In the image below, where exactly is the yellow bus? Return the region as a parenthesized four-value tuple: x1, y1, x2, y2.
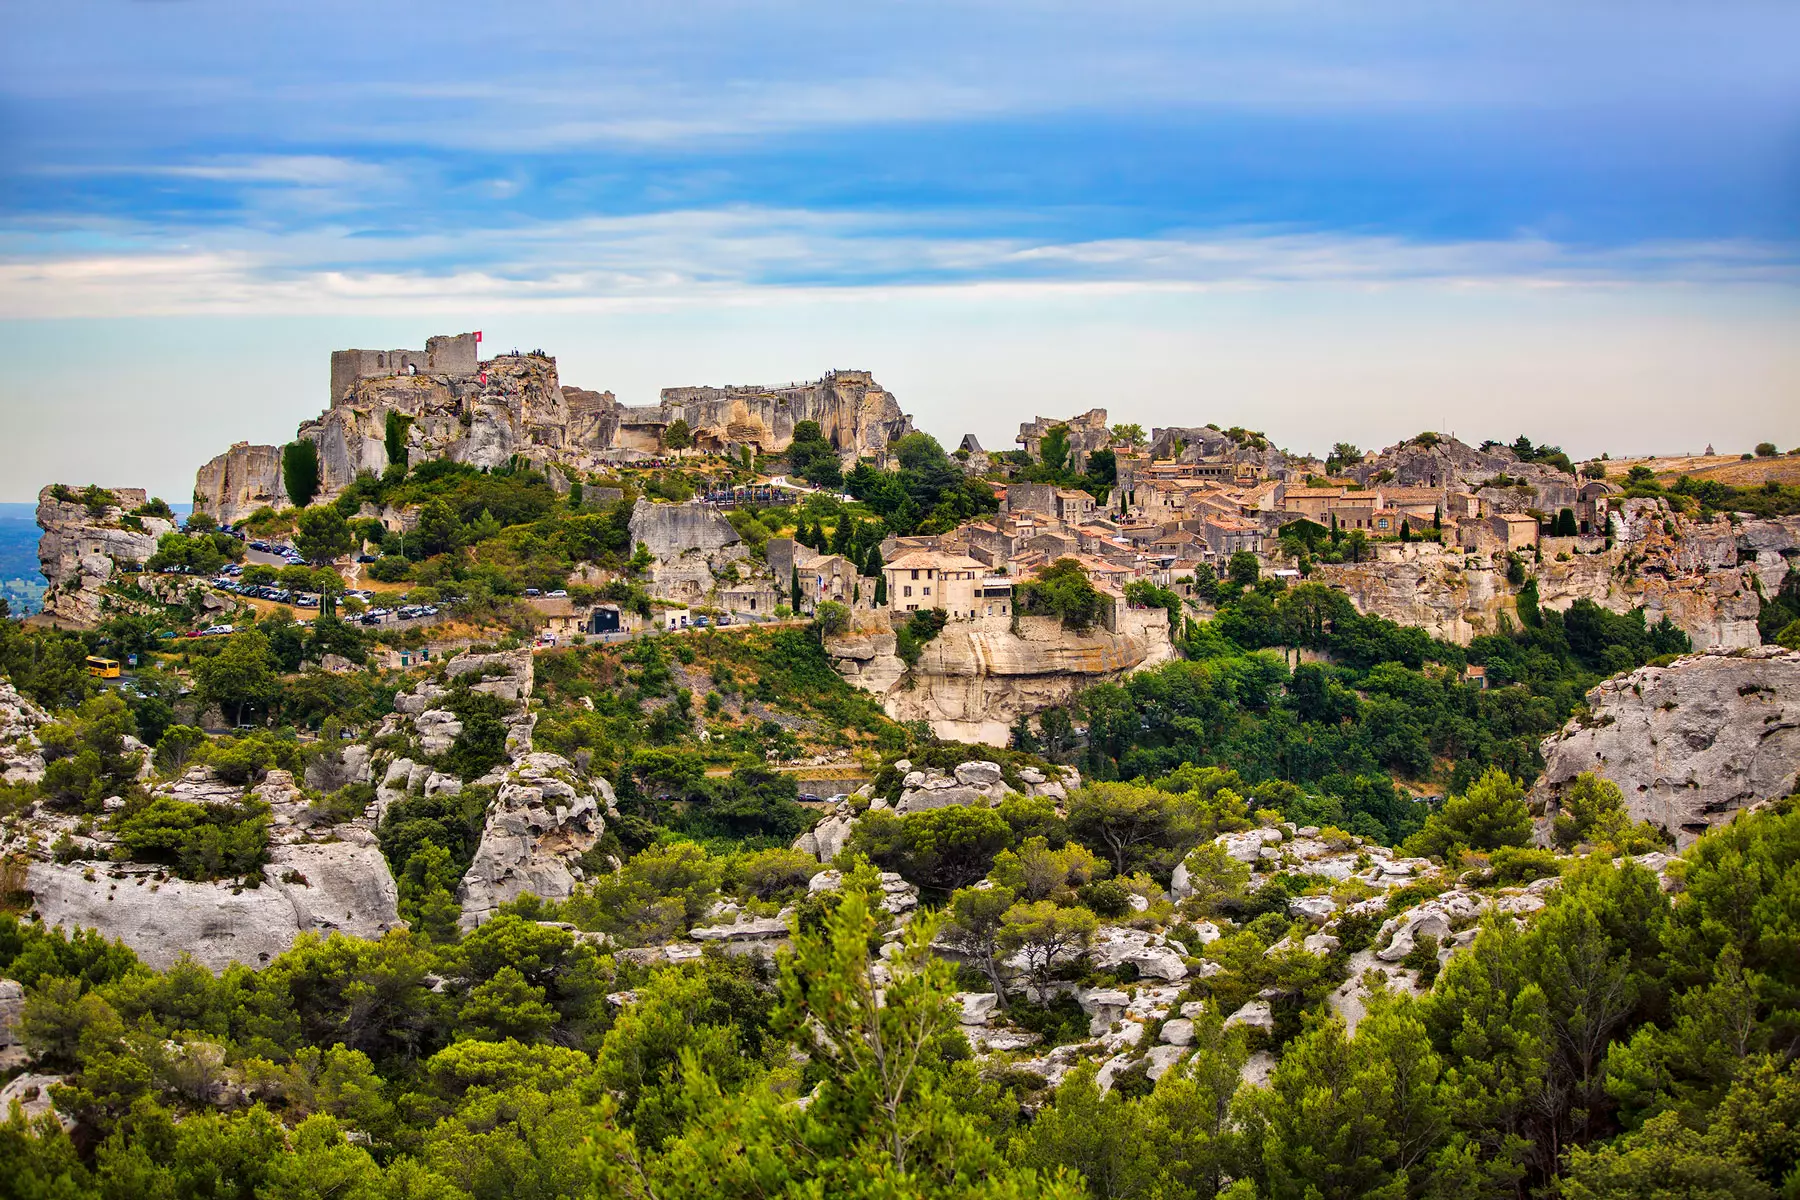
(85, 656, 121, 679)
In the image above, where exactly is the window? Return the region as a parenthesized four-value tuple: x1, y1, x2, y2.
(923, 587, 931, 596)
(903, 586, 912, 597)
(911, 569, 920, 580)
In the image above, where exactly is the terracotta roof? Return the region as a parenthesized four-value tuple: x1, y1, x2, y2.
(884, 550, 985, 572)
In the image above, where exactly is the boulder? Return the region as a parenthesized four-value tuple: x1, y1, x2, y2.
(1532, 648, 1800, 846)
(1145, 1044, 1188, 1081)
(0, 1073, 72, 1132)
(954, 761, 1004, 787)
(955, 992, 1000, 1027)
(304, 744, 372, 792)
(793, 808, 858, 862)
(1089, 925, 1188, 981)
(690, 914, 790, 942)
(1223, 1000, 1274, 1033)
(0, 680, 49, 785)
(1160, 1017, 1195, 1046)
(1288, 895, 1337, 924)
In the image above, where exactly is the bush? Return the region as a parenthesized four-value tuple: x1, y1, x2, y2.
(110, 796, 271, 880)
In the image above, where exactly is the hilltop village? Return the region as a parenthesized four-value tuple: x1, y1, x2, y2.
(5, 331, 1800, 1198)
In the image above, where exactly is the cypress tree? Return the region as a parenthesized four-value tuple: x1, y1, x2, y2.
(791, 564, 804, 613)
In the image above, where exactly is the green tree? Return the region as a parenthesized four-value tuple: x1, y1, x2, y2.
(416, 499, 463, 557)
(998, 900, 1097, 1001)
(1563, 1110, 1770, 1199)
(193, 629, 280, 726)
(1227, 550, 1260, 587)
(1010, 1061, 1157, 1198)
(663, 418, 693, 450)
(384, 410, 414, 468)
(1018, 558, 1104, 632)
(1111, 423, 1146, 450)
(1040, 424, 1073, 474)
(283, 439, 321, 509)
(296, 505, 354, 565)
(1552, 771, 1663, 853)
(1405, 767, 1534, 860)
(941, 884, 1018, 1006)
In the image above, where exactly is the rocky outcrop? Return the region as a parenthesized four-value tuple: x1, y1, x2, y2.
(0, 979, 25, 1071)
(0, 679, 50, 785)
(191, 443, 288, 526)
(627, 500, 751, 604)
(639, 370, 910, 457)
(35, 484, 171, 627)
(27, 835, 403, 973)
(22, 766, 404, 972)
(1309, 511, 1778, 650)
(195, 352, 915, 522)
(457, 753, 608, 928)
(829, 611, 1176, 746)
(1531, 648, 1800, 845)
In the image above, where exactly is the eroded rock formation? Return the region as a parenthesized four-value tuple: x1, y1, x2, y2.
(828, 609, 1176, 745)
(193, 340, 914, 524)
(1531, 647, 1800, 845)
(1308, 503, 1795, 650)
(23, 768, 403, 972)
(35, 484, 172, 628)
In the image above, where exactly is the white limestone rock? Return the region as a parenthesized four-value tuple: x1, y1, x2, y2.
(1223, 999, 1274, 1033)
(1089, 925, 1189, 981)
(457, 753, 604, 928)
(1532, 647, 1800, 846)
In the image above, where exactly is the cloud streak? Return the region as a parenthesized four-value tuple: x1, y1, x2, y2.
(1, 201, 1795, 319)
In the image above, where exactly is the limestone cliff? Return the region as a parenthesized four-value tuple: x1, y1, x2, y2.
(1530, 647, 1800, 845)
(627, 500, 749, 604)
(1307, 504, 1794, 650)
(21, 768, 403, 972)
(829, 609, 1176, 745)
(195, 353, 573, 524)
(35, 484, 172, 628)
(194, 344, 914, 522)
(191, 443, 288, 524)
(643, 370, 910, 457)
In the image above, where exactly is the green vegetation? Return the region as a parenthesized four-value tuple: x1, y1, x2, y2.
(281, 440, 321, 509)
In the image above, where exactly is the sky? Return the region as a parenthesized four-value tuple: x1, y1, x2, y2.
(1, 0, 1797, 501)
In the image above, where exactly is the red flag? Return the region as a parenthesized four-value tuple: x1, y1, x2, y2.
(478, 370, 488, 385)
(474, 330, 482, 343)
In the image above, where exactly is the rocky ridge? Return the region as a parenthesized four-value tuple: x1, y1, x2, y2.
(1531, 646, 1800, 845)
(1308, 503, 1797, 649)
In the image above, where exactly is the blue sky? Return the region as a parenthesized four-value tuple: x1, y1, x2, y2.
(2, 1, 1797, 500)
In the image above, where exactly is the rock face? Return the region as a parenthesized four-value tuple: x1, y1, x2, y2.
(625, 370, 911, 457)
(194, 341, 916, 523)
(35, 485, 172, 627)
(23, 763, 404, 972)
(0, 679, 50, 785)
(196, 350, 571, 524)
(457, 752, 608, 928)
(1532, 648, 1800, 845)
(191, 443, 289, 525)
(27, 846, 402, 973)
(1308, 507, 1782, 650)
(0, 979, 25, 1070)
(829, 611, 1176, 746)
(627, 500, 750, 603)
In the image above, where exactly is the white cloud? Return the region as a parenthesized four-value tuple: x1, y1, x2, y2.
(0, 208, 1793, 318)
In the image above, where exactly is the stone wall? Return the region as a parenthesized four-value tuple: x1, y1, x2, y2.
(328, 332, 480, 403)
